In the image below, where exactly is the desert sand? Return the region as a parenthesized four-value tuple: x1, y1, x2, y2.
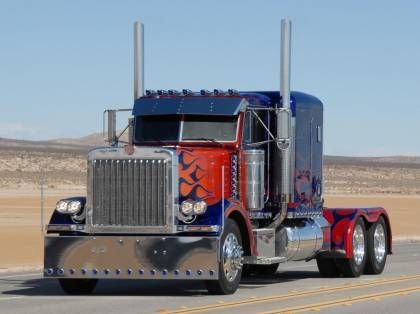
(0, 192, 418, 271)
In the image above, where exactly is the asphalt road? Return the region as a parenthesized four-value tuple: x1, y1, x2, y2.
(0, 240, 419, 314)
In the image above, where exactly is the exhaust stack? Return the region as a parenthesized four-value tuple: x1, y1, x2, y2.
(134, 21, 144, 100)
(280, 18, 291, 110)
(271, 18, 293, 226)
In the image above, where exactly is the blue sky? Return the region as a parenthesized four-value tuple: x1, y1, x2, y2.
(0, 0, 419, 156)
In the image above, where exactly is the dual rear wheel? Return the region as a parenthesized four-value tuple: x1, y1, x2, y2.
(317, 217, 388, 278)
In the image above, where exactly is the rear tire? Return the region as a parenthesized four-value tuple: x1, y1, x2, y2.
(58, 278, 98, 295)
(336, 218, 367, 277)
(316, 258, 341, 277)
(364, 217, 388, 274)
(206, 218, 243, 295)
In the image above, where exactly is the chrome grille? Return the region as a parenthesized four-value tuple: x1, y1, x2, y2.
(90, 158, 168, 227)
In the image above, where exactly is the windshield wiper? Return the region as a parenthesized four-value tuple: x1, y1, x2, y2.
(184, 138, 223, 144)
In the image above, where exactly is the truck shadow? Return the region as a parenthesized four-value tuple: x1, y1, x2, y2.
(1, 270, 320, 296)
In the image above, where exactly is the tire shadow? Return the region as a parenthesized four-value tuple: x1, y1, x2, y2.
(1, 270, 320, 296)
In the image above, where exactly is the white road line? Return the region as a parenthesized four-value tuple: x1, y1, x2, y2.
(0, 297, 24, 301)
(0, 273, 42, 279)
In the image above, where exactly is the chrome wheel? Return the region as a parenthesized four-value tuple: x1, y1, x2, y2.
(222, 233, 243, 282)
(353, 224, 365, 266)
(374, 223, 386, 263)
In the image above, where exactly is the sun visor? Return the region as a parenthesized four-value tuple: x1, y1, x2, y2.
(133, 97, 248, 116)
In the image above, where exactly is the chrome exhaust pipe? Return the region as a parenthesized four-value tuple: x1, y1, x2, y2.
(271, 18, 293, 227)
(280, 18, 291, 111)
(134, 21, 144, 100)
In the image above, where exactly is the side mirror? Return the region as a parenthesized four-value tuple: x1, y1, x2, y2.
(104, 110, 117, 145)
(128, 117, 134, 145)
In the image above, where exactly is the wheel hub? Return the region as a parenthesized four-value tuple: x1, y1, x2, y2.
(223, 233, 243, 282)
(374, 224, 386, 263)
(353, 224, 365, 265)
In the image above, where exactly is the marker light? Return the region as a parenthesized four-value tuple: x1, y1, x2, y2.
(213, 89, 224, 96)
(200, 89, 210, 96)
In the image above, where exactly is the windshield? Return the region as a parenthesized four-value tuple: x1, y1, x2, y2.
(134, 115, 238, 143)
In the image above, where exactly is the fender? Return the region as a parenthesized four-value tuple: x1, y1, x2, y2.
(224, 199, 257, 256)
(323, 207, 392, 258)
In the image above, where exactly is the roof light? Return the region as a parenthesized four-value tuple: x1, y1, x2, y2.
(228, 89, 238, 95)
(200, 89, 210, 96)
(145, 89, 156, 96)
(213, 89, 224, 96)
(157, 90, 167, 96)
(168, 89, 180, 95)
(182, 89, 193, 96)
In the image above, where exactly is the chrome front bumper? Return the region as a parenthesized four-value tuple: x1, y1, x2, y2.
(44, 235, 219, 280)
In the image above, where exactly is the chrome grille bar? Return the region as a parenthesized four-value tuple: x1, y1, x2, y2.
(90, 158, 168, 228)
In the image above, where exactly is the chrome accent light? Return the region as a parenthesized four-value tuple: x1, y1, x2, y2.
(193, 201, 207, 215)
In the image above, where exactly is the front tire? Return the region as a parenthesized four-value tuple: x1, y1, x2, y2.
(316, 258, 341, 277)
(337, 218, 367, 277)
(243, 263, 279, 277)
(206, 218, 243, 295)
(364, 217, 388, 274)
(58, 278, 98, 295)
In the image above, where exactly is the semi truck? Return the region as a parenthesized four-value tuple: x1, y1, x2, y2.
(44, 19, 392, 295)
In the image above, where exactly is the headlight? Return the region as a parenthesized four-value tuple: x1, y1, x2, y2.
(55, 200, 82, 215)
(181, 200, 194, 216)
(56, 200, 69, 213)
(67, 201, 82, 214)
(193, 201, 207, 215)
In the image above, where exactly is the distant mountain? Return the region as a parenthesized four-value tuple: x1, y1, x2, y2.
(0, 137, 91, 154)
(325, 155, 420, 168)
(49, 132, 104, 147)
(50, 131, 129, 147)
(1, 135, 419, 168)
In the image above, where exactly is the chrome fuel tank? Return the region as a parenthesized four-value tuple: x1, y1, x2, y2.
(275, 217, 330, 261)
(244, 150, 265, 211)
